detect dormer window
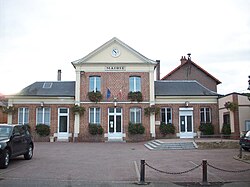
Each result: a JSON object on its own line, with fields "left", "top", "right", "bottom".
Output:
{"left": 89, "top": 76, "right": 101, "bottom": 92}
{"left": 43, "top": 82, "right": 53, "bottom": 89}
{"left": 129, "top": 76, "right": 141, "bottom": 92}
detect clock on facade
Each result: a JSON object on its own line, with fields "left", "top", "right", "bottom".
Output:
{"left": 111, "top": 48, "right": 120, "bottom": 57}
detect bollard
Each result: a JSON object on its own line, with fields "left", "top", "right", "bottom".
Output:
{"left": 138, "top": 160, "right": 149, "bottom": 185}
{"left": 140, "top": 160, "right": 145, "bottom": 183}
{"left": 239, "top": 145, "right": 242, "bottom": 159}
{"left": 202, "top": 159, "right": 208, "bottom": 185}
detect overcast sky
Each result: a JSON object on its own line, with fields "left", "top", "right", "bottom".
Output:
{"left": 0, "top": 0, "right": 250, "bottom": 95}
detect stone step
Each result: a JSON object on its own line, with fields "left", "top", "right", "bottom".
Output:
{"left": 144, "top": 140, "right": 196, "bottom": 150}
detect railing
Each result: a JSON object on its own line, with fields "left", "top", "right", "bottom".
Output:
{"left": 138, "top": 159, "right": 250, "bottom": 185}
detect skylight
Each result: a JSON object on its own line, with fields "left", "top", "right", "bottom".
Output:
{"left": 43, "top": 82, "right": 53, "bottom": 89}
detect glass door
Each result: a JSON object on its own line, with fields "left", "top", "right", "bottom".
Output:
{"left": 58, "top": 108, "right": 69, "bottom": 140}
{"left": 179, "top": 109, "right": 193, "bottom": 138}
{"left": 108, "top": 107, "right": 122, "bottom": 141}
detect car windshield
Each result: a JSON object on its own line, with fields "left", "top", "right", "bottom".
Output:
{"left": 0, "top": 126, "right": 12, "bottom": 138}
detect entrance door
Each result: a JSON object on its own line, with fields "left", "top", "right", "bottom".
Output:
{"left": 179, "top": 108, "right": 194, "bottom": 138}
{"left": 58, "top": 108, "right": 69, "bottom": 140}
{"left": 108, "top": 107, "right": 122, "bottom": 141}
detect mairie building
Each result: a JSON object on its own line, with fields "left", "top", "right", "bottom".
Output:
{"left": 6, "top": 37, "right": 221, "bottom": 142}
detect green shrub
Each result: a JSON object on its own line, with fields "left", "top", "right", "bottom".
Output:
{"left": 36, "top": 124, "right": 50, "bottom": 137}
{"left": 221, "top": 123, "right": 231, "bottom": 135}
{"left": 71, "top": 104, "right": 85, "bottom": 115}
{"left": 88, "top": 124, "right": 104, "bottom": 135}
{"left": 159, "top": 122, "right": 175, "bottom": 136}
{"left": 199, "top": 123, "right": 214, "bottom": 135}
{"left": 128, "top": 122, "right": 145, "bottom": 134}
{"left": 127, "top": 91, "right": 143, "bottom": 102}
{"left": 144, "top": 106, "right": 160, "bottom": 116}
{"left": 87, "top": 91, "right": 103, "bottom": 102}
{"left": 24, "top": 124, "right": 31, "bottom": 133}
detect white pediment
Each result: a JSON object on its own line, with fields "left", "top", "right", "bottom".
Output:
{"left": 72, "top": 37, "right": 156, "bottom": 66}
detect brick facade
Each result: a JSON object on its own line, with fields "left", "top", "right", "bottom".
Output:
{"left": 12, "top": 104, "right": 75, "bottom": 141}
{"left": 80, "top": 72, "right": 150, "bottom": 101}
{"left": 162, "top": 60, "right": 219, "bottom": 92}
{"left": 77, "top": 71, "right": 152, "bottom": 142}
{"left": 155, "top": 103, "right": 219, "bottom": 138}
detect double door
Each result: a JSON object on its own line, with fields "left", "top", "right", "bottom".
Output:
{"left": 179, "top": 108, "right": 194, "bottom": 138}
{"left": 108, "top": 107, "right": 122, "bottom": 141}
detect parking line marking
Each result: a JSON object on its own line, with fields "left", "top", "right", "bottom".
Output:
{"left": 134, "top": 161, "right": 140, "bottom": 182}
{"left": 189, "top": 161, "right": 225, "bottom": 183}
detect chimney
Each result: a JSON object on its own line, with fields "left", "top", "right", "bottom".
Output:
{"left": 180, "top": 56, "right": 187, "bottom": 65}
{"left": 156, "top": 60, "right": 160, "bottom": 80}
{"left": 57, "top": 69, "right": 61, "bottom": 81}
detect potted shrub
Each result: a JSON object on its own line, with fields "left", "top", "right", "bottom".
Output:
{"left": 221, "top": 123, "right": 231, "bottom": 138}
{"left": 128, "top": 122, "right": 145, "bottom": 134}
{"left": 127, "top": 91, "right": 143, "bottom": 102}
{"left": 1, "top": 106, "right": 16, "bottom": 114}
{"left": 144, "top": 105, "right": 160, "bottom": 116}
{"left": 159, "top": 122, "right": 175, "bottom": 136}
{"left": 88, "top": 124, "right": 104, "bottom": 135}
{"left": 224, "top": 101, "right": 238, "bottom": 112}
{"left": 71, "top": 104, "right": 85, "bottom": 115}
{"left": 87, "top": 91, "right": 103, "bottom": 103}
{"left": 36, "top": 124, "right": 50, "bottom": 137}
{"left": 199, "top": 123, "right": 214, "bottom": 135}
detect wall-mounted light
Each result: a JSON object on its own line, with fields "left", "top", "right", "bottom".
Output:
{"left": 40, "top": 102, "right": 44, "bottom": 107}
{"left": 185, "top": 101, "right": 189, "bottom": 107}
{"left": 113, "top": 97, "right": 117, "bottom": 107}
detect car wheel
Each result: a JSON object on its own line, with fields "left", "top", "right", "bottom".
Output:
{"left": 0, "top": 149, "right": 10, "bottom": 169}
{"left": 24, "top": 144, "right": 33, "bottom": 160}
{"left": 242, "top": 147, "right": 249, "bottom": 151}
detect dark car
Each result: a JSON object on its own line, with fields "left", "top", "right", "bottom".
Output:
{"left": 240, "top": 130, "right": 250, "bottom": 151}
{"left": 0, "top": 124, "right": 34, "bottom": 169}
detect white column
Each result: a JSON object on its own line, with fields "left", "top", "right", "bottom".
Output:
{"left": 149, "top": 68, "right": 156, "bottom": 137}
{"left": 74, "top": 70, "right": 81, "bottom": 139}
{"left": 150, "top": 113, "right": 156, "bottom": 137}
{"left": 7, "top": 113, "right": 12, "bottom": 124}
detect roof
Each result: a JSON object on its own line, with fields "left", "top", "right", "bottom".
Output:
{"left": 17, "top": 81, "right": 75, "bottom": 97}
{"left": 0, "top": 101, "right": 7, "bottom": 107}
{"left": 155, "top": 80, "right": 219, "bottom": 96}
{"left": 161, "top": 59, "right": 221, "bottom": 84}
{"left": 71, "top": 37, "right": 157, "bottom": 67}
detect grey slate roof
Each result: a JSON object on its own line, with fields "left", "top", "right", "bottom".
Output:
{"left": 155, "top": 80, "right": 219, "bottom": 96}
{"left": 18, "top": 81, "right": 75, "bottom": 97}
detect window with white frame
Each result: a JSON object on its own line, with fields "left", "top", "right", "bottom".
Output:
{"left": 200, "top": 107, "right": 211, "bottom": 123}
{"left": 89, "top": 107, "right": 101, "bottom": 124}
{"left": 129, "top": 76, "right": 141, "bottom": 92}
{"left": 18, "top": 107, "right": 29, "bottom": 125}
{"left": 130, "top": 108, "right": 141, "bottom": 124}
{"left": 89, "top": 76, "right": 101, "bottom": 92}
{"left": 161, "top": 108, "right": 172, "bottom": 124}
{"left": 36, "top": 107, "right": 51, "bottom": 126}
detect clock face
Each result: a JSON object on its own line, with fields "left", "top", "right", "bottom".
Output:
{"left": 111, "top": 48, "right": 120, "bottom": 57}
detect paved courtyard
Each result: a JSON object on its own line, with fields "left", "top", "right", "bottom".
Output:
{"left": 0, "top": 141, "right": 249, "bottom": 186}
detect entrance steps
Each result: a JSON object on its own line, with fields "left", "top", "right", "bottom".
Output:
{"left": 106, "top": 137, "right": 125, "bottom": 142}
{"left": 144, "top": 140, "right": 197, "bottom": 150}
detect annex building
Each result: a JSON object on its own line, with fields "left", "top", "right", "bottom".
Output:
{"left": 6, "top": 37, "right": 221, "bottom": 142}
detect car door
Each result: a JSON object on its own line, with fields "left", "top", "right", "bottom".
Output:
{"left": 12, "top": 126, "right": 23, "bottom": 156}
